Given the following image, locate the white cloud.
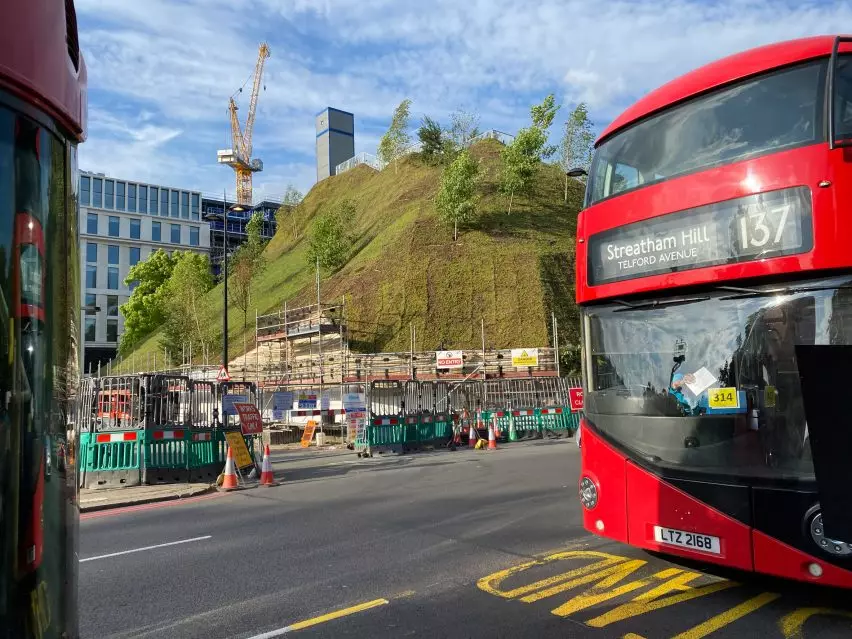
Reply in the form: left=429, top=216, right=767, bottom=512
left=76, top=0, right=852, bottom=199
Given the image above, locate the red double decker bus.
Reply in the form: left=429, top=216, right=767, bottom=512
left=576, top=35, right=852, bottom=588
left=0, top=0, right=87, bottom=636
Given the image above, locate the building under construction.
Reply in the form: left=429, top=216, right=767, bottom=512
left=253, top=299, right=562, bottom=388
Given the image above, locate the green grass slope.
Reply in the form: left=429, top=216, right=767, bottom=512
left=114, top=139, right=583, bottom=373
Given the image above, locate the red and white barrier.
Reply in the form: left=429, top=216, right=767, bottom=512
left=152, top=430, right=185, bottom=440
left=192, top=432, right=212, bottom=442
left=540, top=407, right=563, bottom=415
left=512, top=409, right=535, bottom=417
left=372, top=417, right=398, bottom=426
left=289, top=409, right=347, bottom=417
left=96, top=432, right=138, bottom=443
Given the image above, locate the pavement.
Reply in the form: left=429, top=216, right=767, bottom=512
left=79, top=482, right=215, bottom=512
left=79, top=440, right=852, bottom=639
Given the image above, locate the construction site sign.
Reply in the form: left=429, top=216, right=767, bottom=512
left=300, top=420, right=318, bottom=448
left=234, top=403, right=264, bottom=435
left=436, top=350, right=464, bottom=369
left=222, top=394, right=247, bottom=416
left=297, top=392, right=317, bottom=409
left=224, top=431, right=254, bottom=470
left=568, top=388, right=584, bottom=412
left=511, top=348, right=539, bottom=367
left=272, top=391, right=294, bottom=419
left=216, top=366, right=231, bottom=382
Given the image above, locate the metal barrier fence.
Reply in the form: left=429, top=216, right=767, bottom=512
left=76, top=375, right=262, bottom=489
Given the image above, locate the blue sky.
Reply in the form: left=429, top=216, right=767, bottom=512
left=76, top=0, right=852, bottom=203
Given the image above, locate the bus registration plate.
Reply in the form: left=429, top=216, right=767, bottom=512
left=653, top=526, right=721, bottom=555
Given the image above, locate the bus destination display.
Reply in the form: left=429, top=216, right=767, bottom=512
left=588, top=186, right=812, bottom=285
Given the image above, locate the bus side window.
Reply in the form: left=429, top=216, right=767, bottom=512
left=836, top=55, right=852, bottom=141
left=612, top=163, right=640, bottom=194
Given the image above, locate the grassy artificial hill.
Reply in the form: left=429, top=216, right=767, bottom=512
left=115, top=139, right=584, bottom=373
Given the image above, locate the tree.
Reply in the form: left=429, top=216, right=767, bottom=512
left=160, top=251, right=215, bottom=363
left=378, top=98, right=412, bottom=173
left=435, top=149, right=480, bottom=241
left=119, top=249, right=176, bottom=355
left=500, top=94, right=560, bottom=215
left=307, top=199, right=354, bottom=272
left=417, top=116, right=444, bottom=164
left=558, top=103, right=595, bottom=201
left=447, top=107, right=481, bottom=152
left=275, top=184, right=303, bottom=235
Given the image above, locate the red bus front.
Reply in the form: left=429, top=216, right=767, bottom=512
left=575, top=36, right=852, bottom=588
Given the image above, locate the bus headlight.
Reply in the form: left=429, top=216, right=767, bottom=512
left=579, top=476, right=598, bottom=510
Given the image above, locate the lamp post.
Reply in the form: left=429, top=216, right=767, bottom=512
left=222, top=195, right=247, bottom=370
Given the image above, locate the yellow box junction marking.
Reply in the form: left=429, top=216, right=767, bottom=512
left=477, top=549, right=794, bottom=637
left=779, top=607, right=852, bottom=639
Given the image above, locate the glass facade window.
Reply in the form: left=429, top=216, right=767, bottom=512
left=171, top=190, right=179, bottom=218
left=104, top=179, right=114, bottom=209
left=86, top=265, right=97, bottom=288
left=191, top=193, right=200, bottom=220
left=139, top=185, right=147, bottom=213
left=170, top=223, right=181, bottom=244
left=189, top=226, right=199, bottom=246
left=150, top=186, right=158, bottom=214
left=108, top=215, right=119, bottom=237
left=85, top=293, right=97, bottom=315
left=181, top=192, right=189, bottom=218
left=128, top=184, right=136, bottom=212
left=107, top=266, right=119, bottom=290
left=129, top=280, right=139, bottom=292
left=85, top=317, right=96, bottom=342
left=161, top=189, right=169, bottom=217
left=129, top=246, right=141, bottom=266
left=107, top=245, right=119, bottom=265
left=106, top=295, right=119, bottom=317
left=152, top=221, right=161, bottom=242
left=106, top=319, right=118, bottom=343
left=87, top=212, right=98, bottom=234
left=130, top=218, right=141, bottom=239
left=116, top=181, right=125, bottom=210
left=80, top=175, right=91, bottom=205
left=86, top=242, right=97, bottom=263
left=93, top=177, right=103, bottom=207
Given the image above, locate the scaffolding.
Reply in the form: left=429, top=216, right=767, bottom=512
left=256, top=298, right=349, bottom=386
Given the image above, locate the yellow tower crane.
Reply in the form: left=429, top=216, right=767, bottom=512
left=217, top=42, right=271, bottom=206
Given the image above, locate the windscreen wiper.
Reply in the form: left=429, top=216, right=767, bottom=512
left=613, top=296, right=710, bottom=311
left=718, top=284, right=852, bottom=300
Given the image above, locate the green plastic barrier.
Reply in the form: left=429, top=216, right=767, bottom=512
left=511, top=409, right=540, bottom=438
left=142, top=427, right=189, bottom=484
left=79, top=430, right=143, bottom=489
left=188, top=429, right=219, bottom=482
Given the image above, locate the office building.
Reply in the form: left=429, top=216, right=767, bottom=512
left=202, top=195, right=279, bottom=278
left=78, top=171, right=211, bottom=371
left=316, top=107, right=354, bottom=181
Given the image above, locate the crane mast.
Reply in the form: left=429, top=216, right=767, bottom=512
left=217, top=42, right=271, bottom=206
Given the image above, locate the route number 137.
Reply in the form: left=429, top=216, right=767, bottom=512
left=737, top=204, right=790, bottom=250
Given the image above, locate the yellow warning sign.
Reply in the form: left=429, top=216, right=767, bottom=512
left=224, top=431, right=254, bottom=469
left=301, top=420, right=318, bottom=448
left=511, top=348, right=539, bottom=367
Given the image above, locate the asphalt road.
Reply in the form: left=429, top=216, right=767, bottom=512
left=79, top=440, right=852, bottom=639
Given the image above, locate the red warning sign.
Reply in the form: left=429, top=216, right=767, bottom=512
left=568, top=388, right=584, bottom=412
left=233, top=403, right=263, bottom=435
left=216, top=366, right=231, bottom=382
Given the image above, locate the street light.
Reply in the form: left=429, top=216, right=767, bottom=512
left=566, top=167, right=588, bottom=178
left=222, top=198, right=248, bottom=370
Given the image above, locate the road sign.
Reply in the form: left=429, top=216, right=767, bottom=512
left=272, top=391, right=294, bottom=419
left=568, top=387, right=584, bottom=412
left=300, top=420, right=318, bottom=448
left=222, top=394, right=247, bottom=416
left=216, top=366, right=231, bottom=382
left=436, top=350, right=464, bottom=369
left=511, top=348, right=539, bottom=367
left=233, top=402, right=264, bottom=435
left=297, top=392, right=317, bottom=409
left=224, top=431, right=254, bottom=470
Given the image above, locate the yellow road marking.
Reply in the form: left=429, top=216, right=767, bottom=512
left=530, top=560, right=648, bottom=607
left=779, top=607, right=852, bottom=639
left=246, top=598, right=390, bottom=638
left=286, top=598, right=390, bottom=631
left=623, top=634, right=647, bottom=639
left=671, top=592, right=781, bottom=639
left=551, top=566, right=676, bottom=617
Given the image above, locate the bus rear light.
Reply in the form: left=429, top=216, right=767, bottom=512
left=579, top=476, right=598, bottom=510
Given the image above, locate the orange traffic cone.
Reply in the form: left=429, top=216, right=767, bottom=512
left=488, top=423, right=498, bottom=450
left=259, top=444, right=277, bottom=487
left=493, top=415, right=501, bottom=439
left=468, top=420, right=477, bottom=448
left=219, top=446, right=239, bottom=491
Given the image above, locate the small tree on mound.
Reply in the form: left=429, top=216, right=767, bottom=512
left=435, top=149, right=480, bottom=241
left=500, top=94, right=560, bottom=214
left=378, top=98, right=412, bottom=173
left=308, top=199, right=355, bottom=272
left=417, top=115, right=445, bottom=164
